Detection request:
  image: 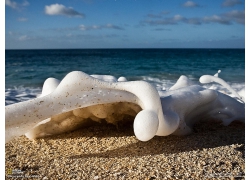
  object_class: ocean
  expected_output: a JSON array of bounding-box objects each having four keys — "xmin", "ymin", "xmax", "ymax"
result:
[{"xmin": 5, "ymin": 48, "xmax": 245, "ymax": 105}]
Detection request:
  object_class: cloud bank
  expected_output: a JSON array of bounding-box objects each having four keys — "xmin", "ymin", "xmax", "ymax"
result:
[
  {"xmin": 141, "ymin": 10, "xmax": 244, "ymax": 26},
  {"xmin": 222, "ymin": 0, "xmax": 242, "ymax": 7},
  {"xmin": 45, "ymin": 4, "xmax": 85, "ymax": 17},
  {"xmin": 182, "ymin": 1, "xmax": 200, "ymax": 8},
  {"xmin": 5, "ymin": 0, "xmax": 29, "ymax": 9},
  {"xmin": 79, "ymin": 24, "xmax": 124, "ymax": 31}
]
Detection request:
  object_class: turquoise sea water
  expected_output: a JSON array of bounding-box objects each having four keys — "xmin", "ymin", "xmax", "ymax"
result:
[{"xmin": 5, "ymin": 48, "xmax": 245, "ymax": 105}]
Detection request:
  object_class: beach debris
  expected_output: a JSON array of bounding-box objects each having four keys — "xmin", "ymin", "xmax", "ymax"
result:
[{"xmin": 5, "ymin": 71, "xmax": 245, "ymax": 143}]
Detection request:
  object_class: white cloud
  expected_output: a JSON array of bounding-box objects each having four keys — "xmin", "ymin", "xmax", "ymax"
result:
[
  {"xmin": 79, "ymin": 24, "xmax": 100, "ymax": 30},
  {"xmin": 146, "ymin": 11, "xmax": 170, "ymax": 19},
  {"xmin": 153, "ymin": 28, "xmax": 171, "ymax": 31},
  {"xmin": 79, "ymin": 24, "xmax": 124, "ymax": 31},
  {"xmin": 142, "ymin": 14, "xmax": 194, "ymax": 25},
  {"xmin": 19, "ymin": 35, "xmax": 29, "ymax": 41},
  {"xmin": 203, "ymin": 10, "xmax": 245, "ymax": 25},
  {"xmin": 147, "ymin": 14, "xmax": 162, "ymax": 19},
  {"xmin": 222, "ymin": 0, "xmax": 242, "ymax": 7},
  {"xmin": 5, "ymin": 0, "xmax": 29, "ymax": 9},
  {"xmin": 5, "ymin": 0, "xmax": 17, "ymax": 9},
  {"xmin": 105, "ymin": 24, "xmax": 124, "ymax": 30},
  {"xmin": 22, "ymin": 0, "xmax": 29, "ymax": 6},
  {"xmin": 142, "ymin": 9, "xmax": 244, "ymax": 26},
  {"xmin": 182, "ymin": 1, "xmax": 200, "ymax": 7},
  {"xmin": 173, "ymin": 15, "xmax": 184, "ymax": 21},
  {"xmin": 79, "ymin": 25, "xmax": 87, "ymax": 30},
  {"xmin": 18, "ymin": 17, "xmax": 28, "ymax": 22},
  {"xmin": 223, "ymin": 10, "xmax": 245, "ymax": 24},
  {"xmin": 203, "ymin": 15, "xmax": 231, "ymax": 25},
  {"xmin": 45, "ymin": 4, "xmax": 85, "ymax": 17}
]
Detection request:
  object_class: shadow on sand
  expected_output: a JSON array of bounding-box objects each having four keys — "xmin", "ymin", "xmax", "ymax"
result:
[{"xmin": 42, "ymin": 120, "xmax": 245, "ymax": 159}]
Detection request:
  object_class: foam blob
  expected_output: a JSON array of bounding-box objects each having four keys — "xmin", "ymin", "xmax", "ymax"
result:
[
  {"xmin": 200, "ymin": 74, "xmax": 244, "ymax": 103},
  {"xmin": 169, "ymin": 75, "xmax": 196, "ymax": 90},
  {"xmin": 238, "ymin": 88, "xmax": 245, "ymax": 100},
  {"xmin": 214, "ymin": 70, "xmax": 221, "ymax": 77},
  {"xmin": 133, "ymin": 110, "xmax": 159, "ymax": 141},
  {"xmin": 118, "ymin": 77, "xmax": 127, "ymax": 82},
  {"xmin": 37, "ymin": 78, "xmax": 60, "ymax": 98},
  {"xmin": 5, "ymin": 71, "xmax": 245, "ymax": 143}
]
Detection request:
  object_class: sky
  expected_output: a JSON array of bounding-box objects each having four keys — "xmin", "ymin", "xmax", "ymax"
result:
[{"xmin": 5, "ymin": 0, "xmax": 245, "ymax": 49}]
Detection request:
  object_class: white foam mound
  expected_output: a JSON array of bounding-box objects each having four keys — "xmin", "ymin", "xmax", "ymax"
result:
[{"xmin": 5, "ymin": 71, "xmax": 245, "ymax": 143}]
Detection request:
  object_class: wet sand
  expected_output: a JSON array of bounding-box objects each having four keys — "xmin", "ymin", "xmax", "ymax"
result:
[{"xmin": 5, "ymin": 121, "xmax": 245, "ymax": 179}]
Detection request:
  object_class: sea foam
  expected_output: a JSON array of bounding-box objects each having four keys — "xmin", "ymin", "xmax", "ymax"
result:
[{"xmin": 5, "ymin": 71, "xmax": 245, "ymax": 143}]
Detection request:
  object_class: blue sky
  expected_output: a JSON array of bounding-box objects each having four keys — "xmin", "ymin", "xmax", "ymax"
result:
[{"xmin": 5, "ymin": 0, "xmax": 245, "ymax": 49}]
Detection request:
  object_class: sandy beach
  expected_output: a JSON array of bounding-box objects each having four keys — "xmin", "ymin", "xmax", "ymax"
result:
[{"xmin": 5, "ymin": 120, "xmax": 244, "ymax": 179}]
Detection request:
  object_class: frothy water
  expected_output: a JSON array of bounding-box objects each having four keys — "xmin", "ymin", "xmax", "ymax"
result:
[
  {"xmin": 5, "ymin": 78, "xmax": 245, "ymax": 106},
  {"xmin": 5, "ymin": 49, "xmax": 245, "ymax": 105},
  {"xmin": 5, "ymin": 87, "xmax": 42, "ymax": 105}
]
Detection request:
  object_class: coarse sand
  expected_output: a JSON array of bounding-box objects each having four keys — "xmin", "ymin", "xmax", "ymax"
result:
[{"xmin": 5, "ymin": 121, "xmax": 244, "ymax": 179}]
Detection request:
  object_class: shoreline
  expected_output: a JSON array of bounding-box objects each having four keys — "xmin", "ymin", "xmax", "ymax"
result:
[{"xmin": 5, "ymin": 121, "xmax": 245, "ymax": 179}]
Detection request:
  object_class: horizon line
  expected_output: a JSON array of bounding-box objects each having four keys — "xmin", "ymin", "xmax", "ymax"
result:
[{"xmin": 5, "ymin": 47, "xmax": 245, "ymax": 51}]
